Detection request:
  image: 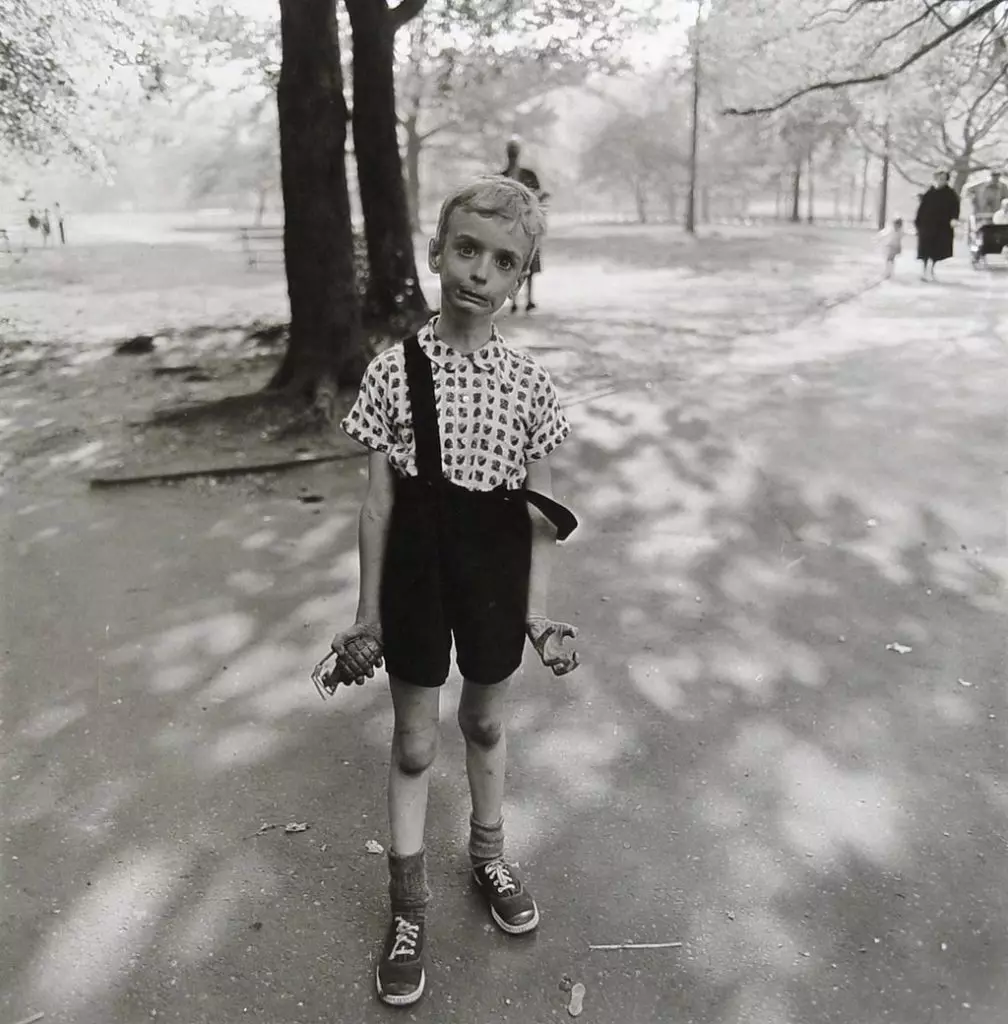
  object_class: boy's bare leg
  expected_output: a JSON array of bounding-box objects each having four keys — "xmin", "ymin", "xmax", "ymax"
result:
[
  {"xmin": 458, "ymin": 676, "xmax": 512, "ymax": 825},
  {"xmin": 459, "ymin": 674, "xmax": 540, "ymax": 934},
  {"xmin": 388, "ymin": 677, "xmax": 441, "ymax": 855}
]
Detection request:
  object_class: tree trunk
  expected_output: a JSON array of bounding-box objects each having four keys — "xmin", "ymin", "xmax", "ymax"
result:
[
  {"xmin": 404, "ymin": 114, "xmax": 422, "ymax": 233},
  {"xmin": 270, "ymin": 0, "xmax": 366, "ymax": 404},
  {"xmin": 790, "ymin": 160, "xmax": 801, "ymax": 223},
  {"xmin": 634, "ymin": 180, "xmax": 648, "ymax": 223},
  {"xmin": 951, "ymin": 159, "xmax": 970, "ymax": 196},
  {"xmin": 805, "ymin": 147, "xmax": 814, "ymax": 224},
  {"xmin": 877, "ymin": 121, "xmax": 890, "ymax": 230},
  {"xmin": 858, "ymin": 150, "xmax": 870, "ymax": 223},
  {"xmin": 344, "ymin": 0, "xmax": 429, "ymax": 330}
]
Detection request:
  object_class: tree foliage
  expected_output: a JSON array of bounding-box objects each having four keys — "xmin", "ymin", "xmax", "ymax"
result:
[
  {"xmin": 396, "ymin": 0, "xmax": 650, "ymax": 217},
  {"xmin": 708, "ymin": 0, "xmax": 1008, "ymax": 115},
  {"xmin": 0, "ymin": 0, "xmax": 154, "ymax": 168},
  {"xmin": 851, "ymin": 25, "xmax": 1008, "ymax": 189}
]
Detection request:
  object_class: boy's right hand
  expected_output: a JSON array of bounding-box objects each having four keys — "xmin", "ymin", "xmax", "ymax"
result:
[{"xmin": 329, "ymin": 621, "xmax": 384, "ymax": 685}]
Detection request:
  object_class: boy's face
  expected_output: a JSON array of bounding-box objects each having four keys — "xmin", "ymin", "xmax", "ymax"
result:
[{"xmin": 429, "ymin": 209, "xmax": 532, "ymax": 318}]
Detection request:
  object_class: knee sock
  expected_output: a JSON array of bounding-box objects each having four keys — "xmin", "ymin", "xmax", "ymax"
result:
[
  {"xmin": 469, "ymin": 814, "xmax": 505, "ymax": 868},
  {"xmin": 388, "ymin": 848, "xmax": 430, "ymax": 920}
]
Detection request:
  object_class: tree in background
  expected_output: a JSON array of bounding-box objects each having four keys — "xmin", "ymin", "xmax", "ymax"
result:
[
  {"xmin": 580, "ymin": 100, "xmax": 685, "ymax": 222},
  {"xmin": 712, "ymin": 0, "xmax": 1007, "ymax": 115},
  {"xmin": 396, "ymin": 0, "xmax": 642, "ymax": 228},
  {"xmin": 851, "ymin": 15, "xmax": 1008, "ymax": 194},
  {"xmin": 0, "ymin": 0, "xmax": 156, "ymax": 171}
]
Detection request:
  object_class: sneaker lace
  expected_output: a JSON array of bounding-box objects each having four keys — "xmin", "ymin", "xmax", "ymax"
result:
[
  {"xmin": 389, "ymin": 916, "xmax": 420, "ymax": 960},
  {"xmin": 484, "ymin": 859, "xmax": 518, "ymax": 895}
]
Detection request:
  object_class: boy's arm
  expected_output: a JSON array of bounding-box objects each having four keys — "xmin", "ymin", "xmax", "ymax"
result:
[
  {"xmin": 355, "ymin": 450, "xmax": 395, "ymax": 626},
  {"xmin": 525, "ymin": 457, "xmax": 579, "ymax": 674},
  {"xmin": 525, "ymin": 456, "xmax": 557, "ymax": 618}
]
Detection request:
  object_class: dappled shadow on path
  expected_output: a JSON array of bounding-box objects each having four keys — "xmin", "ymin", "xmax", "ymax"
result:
[{"xmin": 3, "ymin": 317, "xmax": 1006, "ymax": 1024}]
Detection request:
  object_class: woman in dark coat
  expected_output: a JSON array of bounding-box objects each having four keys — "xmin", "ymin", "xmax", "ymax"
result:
[{"xmin": 914, "ymin": 171, "xmax": 961, "ymax": 280}]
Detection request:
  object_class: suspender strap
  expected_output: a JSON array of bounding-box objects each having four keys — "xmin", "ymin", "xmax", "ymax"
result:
[
  {"xmin": 525, "ymin": 489, "xmax": 578, "ymax": 542},
  {"xmin": 403, "ymin": 334, "xmax": 442, "ymax": 486}
]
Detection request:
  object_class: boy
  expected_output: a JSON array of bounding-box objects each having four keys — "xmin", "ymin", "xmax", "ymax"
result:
[
  {"xmin": 878, "ymin": 216, "xmax": 904, "ymax": 278},
  {"xmin": 325, "ymin": 176, "xmax": 580, "ymax": 1007}
]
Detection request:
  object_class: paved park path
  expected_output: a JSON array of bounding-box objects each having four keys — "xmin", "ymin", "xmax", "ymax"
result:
[{"xmin": 2, "ymin": 230, "xmax": 1005, "ymax": 1024}]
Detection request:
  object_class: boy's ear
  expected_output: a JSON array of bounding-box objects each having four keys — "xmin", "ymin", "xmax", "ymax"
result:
[{"xmin": 427, "ymin": 238, "xmax": 441, "ymax": 273}]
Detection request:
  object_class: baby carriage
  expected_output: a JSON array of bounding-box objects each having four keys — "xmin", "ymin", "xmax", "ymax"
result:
[
  {"xmin": 969, "ymin": 217, "xmax": 1008, "ymax": 267},
  {"xmin": 967, "ymin": 188, "xmax": 1008, "ymax": 268}
]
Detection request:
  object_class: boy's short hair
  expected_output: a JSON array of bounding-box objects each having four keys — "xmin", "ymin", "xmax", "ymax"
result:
[{"xmin": 433, "ymin": 176, "xmax": 546, "ymax": 274}]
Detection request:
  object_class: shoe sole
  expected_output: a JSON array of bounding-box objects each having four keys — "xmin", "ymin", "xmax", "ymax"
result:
[
  {"xmin": 375, "ymin": 965, "xmax": 425, "ymax": 1007},
  {"xmin": 490, "ymin": 902, "xmax": 540, "ymax": 935}
]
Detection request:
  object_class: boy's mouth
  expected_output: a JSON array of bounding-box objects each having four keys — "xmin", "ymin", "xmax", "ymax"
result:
[{"xmin": 456, "ymin": 286, "xmax": 490, "ymax": 307}]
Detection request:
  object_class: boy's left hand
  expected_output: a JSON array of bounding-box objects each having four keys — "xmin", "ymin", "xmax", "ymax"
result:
[{"xmin": 526, "ymin": 615, "xmax": 580, "ymax": 676}]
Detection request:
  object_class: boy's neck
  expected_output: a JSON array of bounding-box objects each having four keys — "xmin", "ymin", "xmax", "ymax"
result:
[{"xmin": 434, "ymin": 307, "xmax": 495, "ymax": 354}]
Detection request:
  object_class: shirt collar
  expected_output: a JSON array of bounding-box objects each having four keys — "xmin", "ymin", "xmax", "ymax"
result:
[{"xmin": 418, "ymin": 316, "xmax": 508, "ymax": 378}]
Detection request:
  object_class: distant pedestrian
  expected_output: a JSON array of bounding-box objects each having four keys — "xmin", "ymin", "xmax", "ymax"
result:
[
  {"xmin": 914, "ymin": 171, "xmax": 960, "ymax": 281},
  {"xmin": 969, "ymin": 169, "xmax": 1008, "ymax": 220},
  {"xmin": 54, "ymin": 202, "xmax": 66, "ymax": 244},
  {"xmin": 878, "ymin": 216, "xmax": 904, "ymax": 278},
  {"xmin": 40, "ymin": 208, "xmax": 52, "ymax": 246},
  {"xmin": 501, "ymin": 139, "xmax": 550, "ymax": 312}
]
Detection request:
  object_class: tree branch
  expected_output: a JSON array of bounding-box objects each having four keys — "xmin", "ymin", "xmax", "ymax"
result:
[
  {"xmin": 724, "ymin": 0, "xmax": 1003, "ymax": 115},
  {"xmin": 390, "ymin": 0, "xmax": 428, "ymax": 33}
]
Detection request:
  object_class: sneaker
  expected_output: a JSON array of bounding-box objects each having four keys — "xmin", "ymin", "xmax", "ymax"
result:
[
  {"xmin": 376, "ymin": 913, "xmax": 426, "ymax": 1006},
  {"xmin": 472, "ymin": 859, "xmax": 540, "ymax": 935}
]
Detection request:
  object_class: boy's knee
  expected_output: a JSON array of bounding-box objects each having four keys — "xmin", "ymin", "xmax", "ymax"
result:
[
  {"xmin": 457, "ymin": 707, "xmax": 504, "ymax": 750},
  {"xmin": 394, "ymin": 727, "xmax": 439, "ymax": 776}
]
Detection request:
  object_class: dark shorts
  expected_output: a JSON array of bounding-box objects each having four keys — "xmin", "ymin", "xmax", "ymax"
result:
[{"xmin": 380, "ymin": 474, "xmax": 532, "ymax": 687}]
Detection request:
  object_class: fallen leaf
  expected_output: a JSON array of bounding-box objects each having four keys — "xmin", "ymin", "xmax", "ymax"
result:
[
  {"xmin": 284, "ymin": 822, "xmax": 309, "ymax": 834},
  {"xmin": 567, "ymin": 981, "xmax": 586, "ymax": 1018},
  {"xmin": 886, "ymin": 642, "xmax": 912, "ymax": 654}
]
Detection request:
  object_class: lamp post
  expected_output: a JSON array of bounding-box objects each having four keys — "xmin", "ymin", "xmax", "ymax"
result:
[{"xmin": 685, "ymin": 0, "xmax": 703, "ymax": 234}]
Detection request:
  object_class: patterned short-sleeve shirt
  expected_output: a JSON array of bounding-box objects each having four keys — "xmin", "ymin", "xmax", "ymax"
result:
[{"xmin": 341, "ymin": 317, "xmax": 570, "ymax": 491}]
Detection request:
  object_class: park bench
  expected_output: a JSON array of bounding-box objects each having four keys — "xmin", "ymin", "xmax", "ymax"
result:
[{"xmin": 239, "ymin": 225, "xmax": 284, "ymax": 269}]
